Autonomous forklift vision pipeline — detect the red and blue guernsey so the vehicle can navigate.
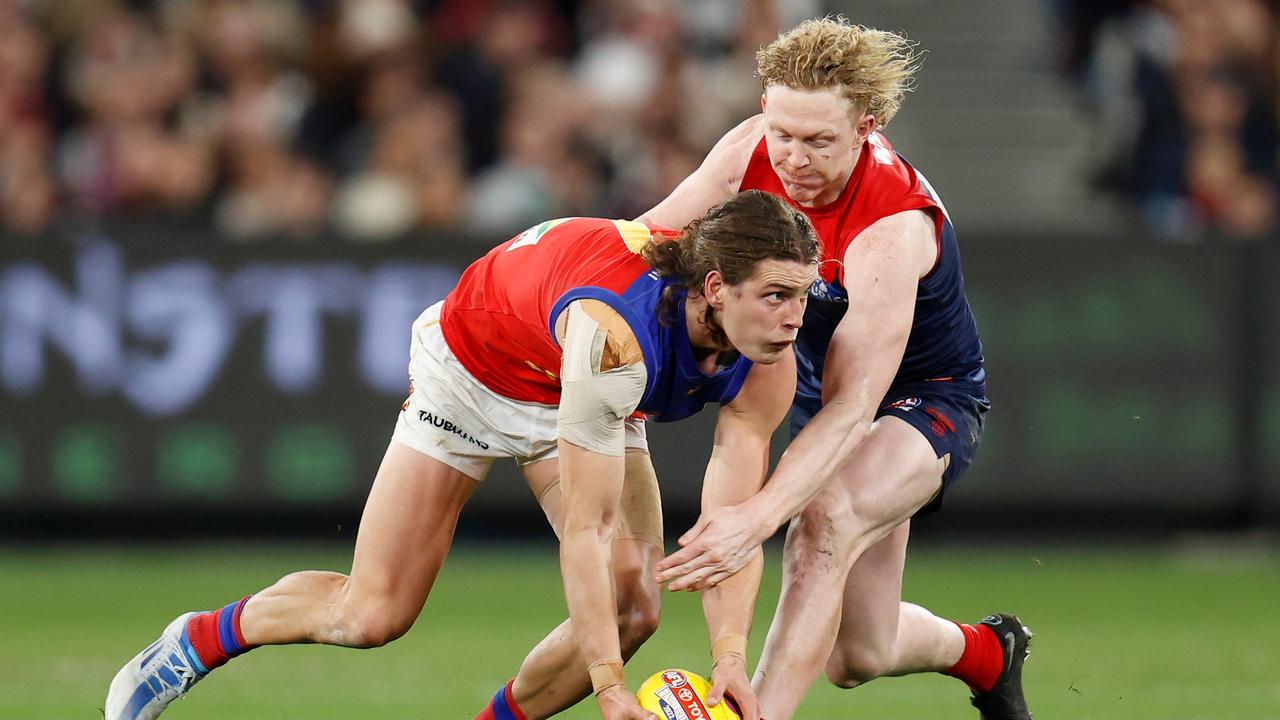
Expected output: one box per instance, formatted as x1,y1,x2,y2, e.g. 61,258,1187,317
440,217,753,423
739,132,987,416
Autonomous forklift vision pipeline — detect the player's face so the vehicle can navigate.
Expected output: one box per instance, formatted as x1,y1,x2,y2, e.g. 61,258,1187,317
713,258,818,364
762,85,874,207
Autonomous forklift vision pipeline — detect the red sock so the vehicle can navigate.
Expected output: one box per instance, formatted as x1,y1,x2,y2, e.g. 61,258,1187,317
474,679,526,720
184,596,256,672
942,621,1003,693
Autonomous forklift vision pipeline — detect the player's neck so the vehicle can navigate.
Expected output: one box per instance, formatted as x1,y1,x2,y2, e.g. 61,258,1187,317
684,296,732,371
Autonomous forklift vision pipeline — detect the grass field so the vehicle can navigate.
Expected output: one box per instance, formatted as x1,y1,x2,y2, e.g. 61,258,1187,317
2,541,1278,719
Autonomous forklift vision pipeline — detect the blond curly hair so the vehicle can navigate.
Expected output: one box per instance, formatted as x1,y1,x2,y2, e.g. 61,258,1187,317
756,16,922,128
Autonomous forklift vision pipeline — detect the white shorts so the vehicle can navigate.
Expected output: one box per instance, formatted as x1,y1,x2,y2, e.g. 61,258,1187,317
391,302,649,481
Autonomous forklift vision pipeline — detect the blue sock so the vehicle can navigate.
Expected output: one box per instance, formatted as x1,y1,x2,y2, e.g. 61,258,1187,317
492,680,525,720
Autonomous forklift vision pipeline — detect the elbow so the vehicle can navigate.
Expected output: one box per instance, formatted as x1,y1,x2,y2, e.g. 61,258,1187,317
817,391,874,432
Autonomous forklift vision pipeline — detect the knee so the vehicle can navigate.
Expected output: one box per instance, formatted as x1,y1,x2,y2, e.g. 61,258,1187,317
787,501,858,566
331,578,417,649
340,606,414,648
825,642,891,689
615,583,661,655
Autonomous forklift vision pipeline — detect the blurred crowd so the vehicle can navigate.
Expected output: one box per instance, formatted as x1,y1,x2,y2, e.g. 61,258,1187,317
1052,0,1280,242
0,0,818,242
8,1,1279,246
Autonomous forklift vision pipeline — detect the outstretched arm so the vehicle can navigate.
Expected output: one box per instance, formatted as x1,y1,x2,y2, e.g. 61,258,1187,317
657,209,938,590
696,356,795,720
555,301,657,720
559,442,658,720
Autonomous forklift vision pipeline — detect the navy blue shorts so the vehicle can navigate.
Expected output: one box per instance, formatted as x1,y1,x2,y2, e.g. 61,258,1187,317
789,380,990,513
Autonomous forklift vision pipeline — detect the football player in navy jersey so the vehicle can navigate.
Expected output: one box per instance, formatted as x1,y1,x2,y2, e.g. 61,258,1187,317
644,18,1032,720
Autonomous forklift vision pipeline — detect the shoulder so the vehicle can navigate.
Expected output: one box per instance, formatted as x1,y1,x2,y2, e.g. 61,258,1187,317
860,135,920,192
846,209,937,278
721,114,765,147
707,115,766,191
856,208,935,241
556,298,645,371
633,117,766,228
723,114,765,159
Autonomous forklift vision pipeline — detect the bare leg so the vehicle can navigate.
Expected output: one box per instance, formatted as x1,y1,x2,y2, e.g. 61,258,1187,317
239,440,479,647
507,451,664,719
754,418,945,720
823,522,964,688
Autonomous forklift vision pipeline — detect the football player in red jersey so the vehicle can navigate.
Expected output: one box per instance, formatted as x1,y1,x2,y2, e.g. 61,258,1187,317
643,18,1032,720
104,191,816,720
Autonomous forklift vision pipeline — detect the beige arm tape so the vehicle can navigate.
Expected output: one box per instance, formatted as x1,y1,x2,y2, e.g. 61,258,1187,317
588,659,627,696
711,633,749,667
616,451,663,548
558,302,647,456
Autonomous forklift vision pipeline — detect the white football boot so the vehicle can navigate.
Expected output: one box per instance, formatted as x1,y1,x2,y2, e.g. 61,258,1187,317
105,612,206,720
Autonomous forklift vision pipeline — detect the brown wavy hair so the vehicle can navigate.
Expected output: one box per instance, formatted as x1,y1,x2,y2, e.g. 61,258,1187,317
640,190,819,346
756,16,922,128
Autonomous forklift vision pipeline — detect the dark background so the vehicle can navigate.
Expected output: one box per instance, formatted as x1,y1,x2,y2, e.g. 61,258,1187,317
3,227,1275,540
3,0,1279,543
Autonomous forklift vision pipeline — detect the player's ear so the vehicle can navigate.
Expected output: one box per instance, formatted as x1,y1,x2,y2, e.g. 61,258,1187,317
760,92,767,112
856,112,877,143
703,270,727,309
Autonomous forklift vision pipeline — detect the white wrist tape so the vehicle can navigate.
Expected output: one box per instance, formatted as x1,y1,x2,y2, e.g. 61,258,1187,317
558,302,647,456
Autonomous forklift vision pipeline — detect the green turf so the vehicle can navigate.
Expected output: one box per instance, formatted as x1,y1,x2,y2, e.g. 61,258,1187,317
2,542,1277,719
